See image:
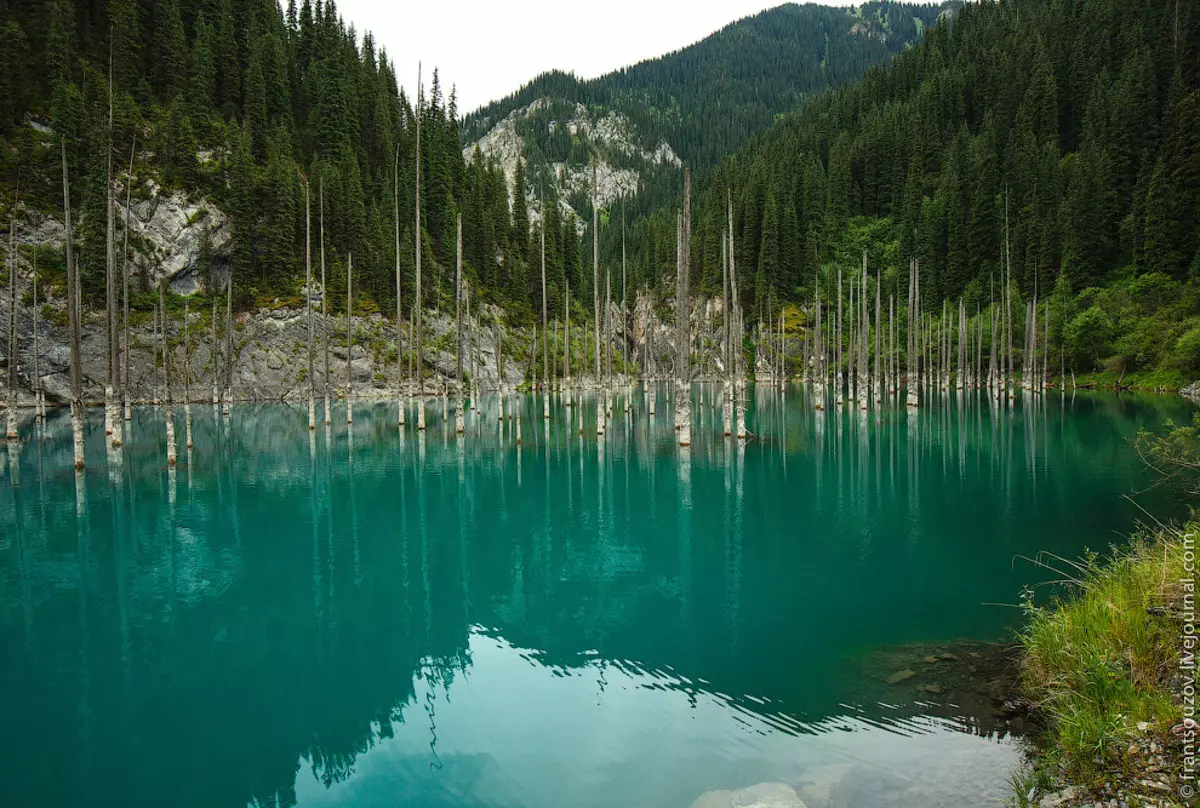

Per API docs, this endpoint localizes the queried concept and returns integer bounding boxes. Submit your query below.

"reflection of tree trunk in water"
[417,432,431,643]
[309,430,321,638]
[349,427,361,588]
[677,442,692,660]
[461,435,472,624]
[10,445,32,652]
[74,471,92,792]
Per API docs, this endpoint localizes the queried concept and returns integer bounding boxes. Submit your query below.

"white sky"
[336,0,858,115]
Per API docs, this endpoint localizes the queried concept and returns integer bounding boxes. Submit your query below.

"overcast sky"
[336,0,858,114]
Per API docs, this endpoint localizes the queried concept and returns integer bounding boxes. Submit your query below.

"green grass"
[1019,525,1195,789]
[1062,367,1191,393]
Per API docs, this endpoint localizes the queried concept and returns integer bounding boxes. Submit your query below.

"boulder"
[689,782,808,808]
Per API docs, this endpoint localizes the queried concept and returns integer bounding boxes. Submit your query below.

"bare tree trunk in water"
[161,283,176,467]
[184,298,193,450]
[728,190,745,439]
[722,231,732,436]
[677,169,693,446]
[592,168,604,437]
[6,218,18,440]
[565,284,572,406]
[321,181,331,425]
[224,272,232,416]
[346,253,354,425]
[394,148,404,427]
[104,57,120,446]
[33,252,42,420]
[541,214,548,419]
[122,138,135,421]
[62,139,85,470]
[305,179,315,430]
[455,214,465,435]
[211,297,219,406]
[415,64,425,432]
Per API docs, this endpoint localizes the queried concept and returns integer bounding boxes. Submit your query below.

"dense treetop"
[648,0,1200,378]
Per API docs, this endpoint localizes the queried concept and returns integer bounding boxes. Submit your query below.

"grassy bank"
[1014,525,1197,805]
[1056,369,1194,394]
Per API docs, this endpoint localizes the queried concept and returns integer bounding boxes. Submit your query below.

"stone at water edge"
[1182,379,1200,401]
[689,782,808,808]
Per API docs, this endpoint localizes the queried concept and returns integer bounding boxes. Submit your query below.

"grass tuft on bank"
[1016,525,1195,799]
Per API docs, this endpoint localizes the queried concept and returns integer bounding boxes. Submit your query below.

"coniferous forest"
[671,0,1200,384]
[3,0,1197,385]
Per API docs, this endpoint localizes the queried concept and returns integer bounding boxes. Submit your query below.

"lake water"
[1,386,1193,808]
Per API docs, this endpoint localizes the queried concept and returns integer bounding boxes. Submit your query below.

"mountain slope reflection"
[1,388,1193,808]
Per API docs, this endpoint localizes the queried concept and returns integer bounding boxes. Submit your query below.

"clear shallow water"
[0,387,1194,808]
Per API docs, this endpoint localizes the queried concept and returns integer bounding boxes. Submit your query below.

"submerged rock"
[887,669,917,684]
[689,782,808,808]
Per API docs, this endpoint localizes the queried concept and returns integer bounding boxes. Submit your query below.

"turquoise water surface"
[1,386,1193,808]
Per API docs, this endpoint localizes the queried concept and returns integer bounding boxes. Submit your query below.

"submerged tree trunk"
[104,58,121,447]
[33,251,42,420]
[415,65,426,432]
[455,214,465,435]
[183,298,193,450]
[6,218,18,440]
[565,284,572,406]
[722,231,732,436]
[394,148,404,427]
[224,272,233,415]
[160,283,176,467]
[541,215,549,419]
[211,297,219,406]
[676,170,692,448]
[592,170,604,437]
[346,253,354,425]
[62,139,85,469]
[321,181,331,426]
[122,138,134,421]
[305,180,316,430]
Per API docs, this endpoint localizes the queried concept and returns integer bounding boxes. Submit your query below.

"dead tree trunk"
[105,57,121,447]
[321,181,331,425]
[122,138,134,421]
[305,179,315,430]
[455,214,465,434]
[160,282,176,467]
[394,147,404,427]
[6,217,18,440]
[183,298,193,450]
[62,139,85,469]
[346,253,354,425]
[415,64,425,432]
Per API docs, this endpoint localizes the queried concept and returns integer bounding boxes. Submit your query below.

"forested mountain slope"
[462,2,949,280]
[463,2,948,173]
[663,0,1200,383]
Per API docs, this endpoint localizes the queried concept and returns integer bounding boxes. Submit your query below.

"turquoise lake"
[1,386,1194,808]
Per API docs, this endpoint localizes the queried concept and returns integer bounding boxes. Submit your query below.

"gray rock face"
[689,782,808,808]
[1182,379,1200,401]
